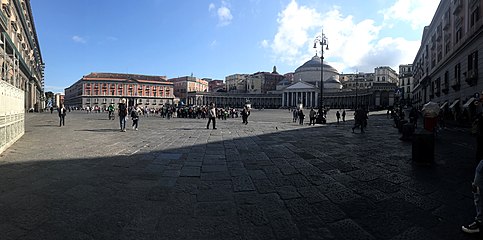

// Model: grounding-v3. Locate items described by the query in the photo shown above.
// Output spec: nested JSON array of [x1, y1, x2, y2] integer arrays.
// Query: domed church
[[293, 55, 342, 91], [281, 55, 343, 108]]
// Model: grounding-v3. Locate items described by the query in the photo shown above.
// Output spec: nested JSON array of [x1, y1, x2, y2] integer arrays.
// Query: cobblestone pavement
[[0, 109, 479, 239]]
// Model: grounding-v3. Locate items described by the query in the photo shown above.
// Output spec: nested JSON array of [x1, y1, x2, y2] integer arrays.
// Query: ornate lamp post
[[314, 29, 329, 124]]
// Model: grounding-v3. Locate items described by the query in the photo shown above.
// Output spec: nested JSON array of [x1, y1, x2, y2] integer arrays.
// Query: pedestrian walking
[[462, 160, 483, 234], [241, 106, 250, 125], [298, 109, 305, 125], [57, 104, 66, 127], [352, 107, 367, 133], [474, 112, 483, 164], [131, 105, 140, 131], [336, 111, 341, 124], [309, 108, 316, 125], [108, 104, 115, 120], [206, 103, 217, 129], [118, 98, 128, 132], [292, 109, 298, 123], [342, 110, 346, 122]]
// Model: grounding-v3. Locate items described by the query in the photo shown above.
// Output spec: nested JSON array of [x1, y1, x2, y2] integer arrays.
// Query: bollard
[[401, 123, 415, 141], [412, 129, 434, 165]]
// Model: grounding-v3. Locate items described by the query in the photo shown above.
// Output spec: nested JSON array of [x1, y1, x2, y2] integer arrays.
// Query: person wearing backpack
[[118, 98, 128, 132], [108, 104, 115, 120]]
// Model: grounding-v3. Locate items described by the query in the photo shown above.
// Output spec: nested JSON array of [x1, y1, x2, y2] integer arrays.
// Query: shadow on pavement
[[0, 112, 478, 240]]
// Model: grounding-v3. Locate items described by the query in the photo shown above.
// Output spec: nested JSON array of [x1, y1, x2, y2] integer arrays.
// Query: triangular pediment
[[285, 81, 316, 90], [126, 77, 140, 83]]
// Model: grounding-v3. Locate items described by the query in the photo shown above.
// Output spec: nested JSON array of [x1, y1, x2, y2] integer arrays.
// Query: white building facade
[[225, 74, 248, 93], [375, 66, 398, 84], [0, 0, 44, 154], [399, 64, 414, 103]]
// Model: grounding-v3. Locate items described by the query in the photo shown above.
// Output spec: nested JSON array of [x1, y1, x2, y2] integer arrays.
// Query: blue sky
[[30, 0, 440, 93]]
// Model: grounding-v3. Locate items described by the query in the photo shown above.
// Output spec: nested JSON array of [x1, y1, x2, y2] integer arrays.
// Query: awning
[[440, 101, 448, 109], [463, 97, 476, 108], [449, 99, 460, 109]]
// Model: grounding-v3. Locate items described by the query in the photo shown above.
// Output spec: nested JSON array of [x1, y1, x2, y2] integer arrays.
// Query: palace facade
[[412, 0, 483, 125], [0, 0, 44, 154], [64, 73, 174, 109]]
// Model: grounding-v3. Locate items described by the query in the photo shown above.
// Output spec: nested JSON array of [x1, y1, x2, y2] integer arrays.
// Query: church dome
[[295, 55, 339, 74], [293, 55, 341, 90]]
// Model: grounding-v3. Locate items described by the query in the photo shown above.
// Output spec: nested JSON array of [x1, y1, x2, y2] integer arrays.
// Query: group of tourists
[[111, 99, 251, 132], [290, 107, 350, 127]]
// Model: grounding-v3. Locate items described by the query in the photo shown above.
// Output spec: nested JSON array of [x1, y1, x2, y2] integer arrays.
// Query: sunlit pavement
[[0, 109, 478, 239]]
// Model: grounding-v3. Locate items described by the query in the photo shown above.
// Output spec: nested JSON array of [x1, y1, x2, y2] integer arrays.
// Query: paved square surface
[[0, 109, 478, 239]]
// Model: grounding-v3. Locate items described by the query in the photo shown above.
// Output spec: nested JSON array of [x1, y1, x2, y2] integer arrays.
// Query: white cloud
[[208, 3, 215, 12], [217, 6, 233, 26], [271, 0, 322, 65], [210, 40, 218, 47], [260, 39, 269, 48], [269, 0, 422, 74], [208, 1, 233, 27], [382, 0, 440, 30], [72, 35, 86, 44]]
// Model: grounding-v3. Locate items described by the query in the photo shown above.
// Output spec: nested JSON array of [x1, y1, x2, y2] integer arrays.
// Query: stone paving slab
[[0, 109, 479, 239]]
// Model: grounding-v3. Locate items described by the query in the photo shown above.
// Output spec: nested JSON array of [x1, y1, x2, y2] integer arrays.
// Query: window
[[456, 27, 462, 43], [467, 51, 479, 85], [444, 71, 449, 90], [454, 63, 461, 88], [468, 51, 478, 72], [471, 6, 480, 27], [436, 77, 441, 96]]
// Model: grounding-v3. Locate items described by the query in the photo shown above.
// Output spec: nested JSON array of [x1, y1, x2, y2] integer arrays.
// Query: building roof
[[295, 55, 338, 73], [82, 72, 172, 85], [85, 72, 167, 81]]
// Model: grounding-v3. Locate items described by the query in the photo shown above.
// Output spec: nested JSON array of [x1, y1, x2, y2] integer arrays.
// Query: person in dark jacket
[[298, 109, 305, 125], [118, 98, 128, 132], [352, 107, 368, 133], [241, 106, 250, 125], [58, 104, 66, 127], [474, 112, 483, 163], [131, 105, 140, 131]]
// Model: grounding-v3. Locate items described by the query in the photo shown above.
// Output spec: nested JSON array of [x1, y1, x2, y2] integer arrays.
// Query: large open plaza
[[0, 110, 478, 239]]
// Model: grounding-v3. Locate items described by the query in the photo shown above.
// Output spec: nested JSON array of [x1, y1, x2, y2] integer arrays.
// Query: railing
[[0, 80, 25, 154]]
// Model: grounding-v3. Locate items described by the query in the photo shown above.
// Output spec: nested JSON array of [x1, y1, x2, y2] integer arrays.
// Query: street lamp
[[355, 73, 359, 109], [314, 29, 329, 124]]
